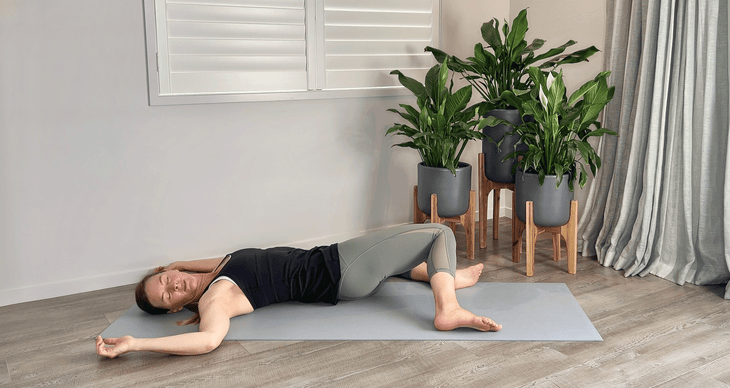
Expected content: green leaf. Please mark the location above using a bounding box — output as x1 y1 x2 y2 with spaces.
579 164 588 188
567 79 598 107
424 46 449 63
506 9 529 52
499 90 527 112
523 38 546 54
511 41 528 62
438 58 450 96
384 124 402 136
584 128 617 138
392 141 419 149
390 70 426 99
481 115 515 129
424 64 442 101
554 46 600 66
444 86 472 121
529 40 577 64
555 164 569 188
400 103 421 120
481 19 503 49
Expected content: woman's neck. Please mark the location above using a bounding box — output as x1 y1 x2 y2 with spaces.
189 265 226 303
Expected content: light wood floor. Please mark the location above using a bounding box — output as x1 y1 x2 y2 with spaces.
2 218 729 388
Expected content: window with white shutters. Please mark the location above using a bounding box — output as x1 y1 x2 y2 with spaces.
322 0 436 90
143 0 439 105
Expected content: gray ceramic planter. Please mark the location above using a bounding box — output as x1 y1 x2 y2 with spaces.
515 169 574 227
482 109 529 183
417 162 472 217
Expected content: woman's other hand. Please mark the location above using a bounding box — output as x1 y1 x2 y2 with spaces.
154 261 182 273
96 335 135 358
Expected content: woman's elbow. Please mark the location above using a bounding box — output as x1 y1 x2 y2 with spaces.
200 336 223 354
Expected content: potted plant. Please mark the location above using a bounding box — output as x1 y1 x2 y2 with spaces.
426 9 599 183
386 59 487 217
487 67 616 226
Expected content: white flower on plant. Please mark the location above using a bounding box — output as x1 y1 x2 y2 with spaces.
539 72 556 110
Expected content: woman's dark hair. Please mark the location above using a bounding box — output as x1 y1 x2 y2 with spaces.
135 272 169 315
135 270 202 326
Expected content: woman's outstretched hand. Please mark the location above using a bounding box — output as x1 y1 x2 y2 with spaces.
96 335 134 358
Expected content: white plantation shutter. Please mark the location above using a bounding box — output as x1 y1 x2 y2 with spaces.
322 0 437 90
155 0 308 95
144 0 440 103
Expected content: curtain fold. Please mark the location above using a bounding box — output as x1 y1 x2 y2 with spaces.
578 0 730 298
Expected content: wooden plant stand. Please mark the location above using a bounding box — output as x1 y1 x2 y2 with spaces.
478 153 515 248
512 200 578 277
413 186 476 260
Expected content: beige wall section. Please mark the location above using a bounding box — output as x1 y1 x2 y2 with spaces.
442 0 510 58
510 0 609 215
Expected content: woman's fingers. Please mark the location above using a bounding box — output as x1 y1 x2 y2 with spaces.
96 336 112 357
96 336 119 358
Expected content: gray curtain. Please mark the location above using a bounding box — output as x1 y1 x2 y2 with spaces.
578 0 730 298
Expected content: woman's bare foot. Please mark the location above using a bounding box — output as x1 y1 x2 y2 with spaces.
408 263 484 289
454 263 484 289
434 307 502 332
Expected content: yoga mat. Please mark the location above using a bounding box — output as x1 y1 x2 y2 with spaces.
101 282 602 341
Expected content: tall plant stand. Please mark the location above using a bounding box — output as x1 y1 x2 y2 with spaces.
413 186 476 260
512 200 578 277
478 153 515 248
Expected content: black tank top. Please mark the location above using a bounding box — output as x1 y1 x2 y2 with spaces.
216 244 341 309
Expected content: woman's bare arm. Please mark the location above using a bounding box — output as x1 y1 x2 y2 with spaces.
160 257 226 273
97 295 233 358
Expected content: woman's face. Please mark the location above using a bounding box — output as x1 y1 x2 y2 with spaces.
144 270 198 312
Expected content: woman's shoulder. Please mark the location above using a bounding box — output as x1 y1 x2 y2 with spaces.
200 278 254 316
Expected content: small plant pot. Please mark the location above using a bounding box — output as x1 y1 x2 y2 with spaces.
515 169 573 227
482 109 529 183
417 162 472 217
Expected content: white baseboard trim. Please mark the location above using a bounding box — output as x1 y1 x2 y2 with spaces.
1 204 515 308
0 268 150 308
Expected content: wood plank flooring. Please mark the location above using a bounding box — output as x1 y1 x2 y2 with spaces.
1 218 728 388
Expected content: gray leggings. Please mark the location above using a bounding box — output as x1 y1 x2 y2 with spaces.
336 223 457 300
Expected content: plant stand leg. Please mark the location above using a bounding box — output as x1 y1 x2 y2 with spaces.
521 200 579 277
478 153 515 249
413 186 428 224
416 190 476 261
525 201 537 277
493 187 500 240
461 190 476 261
478 154 488 249
552 234 561 261
512 189 526 264
561 200 578 274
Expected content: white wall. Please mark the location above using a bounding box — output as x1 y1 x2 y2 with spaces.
0 0 510 306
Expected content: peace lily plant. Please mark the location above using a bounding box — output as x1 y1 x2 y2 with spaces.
425 9 600 184
426 8 599 112
386 59 488 176
486 67 617 190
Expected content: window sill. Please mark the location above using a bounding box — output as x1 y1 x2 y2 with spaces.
147 86 414 106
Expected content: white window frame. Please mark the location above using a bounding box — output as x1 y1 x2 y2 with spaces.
142 0 441 105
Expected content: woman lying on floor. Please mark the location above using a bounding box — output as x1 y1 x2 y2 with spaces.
96 223 501 358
